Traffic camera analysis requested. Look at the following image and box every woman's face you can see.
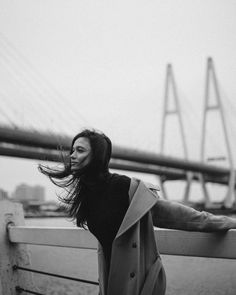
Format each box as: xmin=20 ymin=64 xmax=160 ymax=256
xmin=70 ymin=137 xmax=92 ymax=172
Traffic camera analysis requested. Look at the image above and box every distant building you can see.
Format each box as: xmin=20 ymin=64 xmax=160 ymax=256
xmin=0 ymin=189 xmax=9 ymax=200
xmin=12 ymin=184 xmax=45 ymax=203
xmin=32 ymin=185 xmax=45 ymax=202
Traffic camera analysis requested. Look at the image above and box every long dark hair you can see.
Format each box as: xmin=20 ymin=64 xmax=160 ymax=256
xmin=39 ymin=129 xmax=112 ymax=228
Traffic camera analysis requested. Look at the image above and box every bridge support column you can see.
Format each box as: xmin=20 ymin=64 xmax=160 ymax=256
xmin=224 ymin=169 xmax=236 ymax=208
xmin=201 ymin=57 xmax=236 ymax=208
xmin=0 ymin=200 xmax=35 ymax=295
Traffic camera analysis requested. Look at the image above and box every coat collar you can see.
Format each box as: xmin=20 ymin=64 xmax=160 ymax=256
xmin=115 ymin=179 xmax=158 ymax=239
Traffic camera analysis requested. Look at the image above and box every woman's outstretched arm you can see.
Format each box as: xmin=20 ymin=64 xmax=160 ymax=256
xmin=151 ymin=198 xmax=236 ymax=232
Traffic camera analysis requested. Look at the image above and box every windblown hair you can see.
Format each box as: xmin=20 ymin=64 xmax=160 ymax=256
xmin=38 ymin=129 xmax=112 ymax=228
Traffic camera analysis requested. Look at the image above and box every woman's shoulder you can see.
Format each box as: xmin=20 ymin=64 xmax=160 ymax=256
xmin=109 ymin=173 xmax=131 ymax=188
xmin=110 ymin=172 xmax=131 ymax=182
xmin=129 ymin=177 xmax=160 ymax=193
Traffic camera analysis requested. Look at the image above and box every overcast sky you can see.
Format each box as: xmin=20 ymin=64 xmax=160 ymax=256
xmin=0 ymin=0 xmax=236 ymax=201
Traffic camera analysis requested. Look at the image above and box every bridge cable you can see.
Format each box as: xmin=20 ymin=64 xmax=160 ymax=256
xmin=0 ymin=92 xmax=18 ymax=128
xmin=0 ymin=33 xmax=90 ymax=130
xmin=180 ymin=89 xmax=226 ymax=161
xmin=0 ymin=50 xmax=57 ymax=131
xmin=0 ymin=42 xmax=76 ymax=133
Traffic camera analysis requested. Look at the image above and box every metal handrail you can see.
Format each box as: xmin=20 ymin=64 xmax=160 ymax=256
xmin=13 ymin=265 xmax=99 ymax=285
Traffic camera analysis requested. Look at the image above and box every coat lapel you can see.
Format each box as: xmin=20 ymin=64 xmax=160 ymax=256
xmin=115 ymin=179 xmax=158 ymax=239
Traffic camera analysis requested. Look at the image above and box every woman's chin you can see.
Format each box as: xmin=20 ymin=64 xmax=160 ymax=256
xmin=70 ymin=165 xmax=88 ymax=176
xmin=71 ymin=167 xmax=80 ymax=174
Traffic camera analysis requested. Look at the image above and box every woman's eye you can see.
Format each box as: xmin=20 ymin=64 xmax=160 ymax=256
xmin=77 ymin=148 xmax=84 ymax=153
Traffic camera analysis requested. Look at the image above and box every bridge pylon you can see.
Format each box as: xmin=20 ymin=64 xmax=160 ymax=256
xmin=160 ymin=63 xmax=192 ymax=200
xmin=200 ymin=57 xmax=236 ymax=208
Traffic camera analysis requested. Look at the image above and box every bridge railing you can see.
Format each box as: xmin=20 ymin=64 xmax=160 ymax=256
xmin=1 ymin=200 xmax=236 ymax=295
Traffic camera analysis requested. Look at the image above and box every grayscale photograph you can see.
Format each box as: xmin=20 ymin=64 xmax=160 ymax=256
xmin=0 ymin=1 xmax=236 ymax=294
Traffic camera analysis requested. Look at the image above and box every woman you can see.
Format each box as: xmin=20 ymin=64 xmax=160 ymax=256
xmin=39 ymin=129 xmax=236 ymax=295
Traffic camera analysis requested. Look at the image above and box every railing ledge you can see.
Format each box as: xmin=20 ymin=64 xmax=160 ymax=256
xmin=7 ymin=225 xmax=236 ymax=259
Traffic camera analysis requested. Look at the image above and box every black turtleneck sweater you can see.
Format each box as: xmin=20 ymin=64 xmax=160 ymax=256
xmin=86 ymin=173 xmax=131 ymax=272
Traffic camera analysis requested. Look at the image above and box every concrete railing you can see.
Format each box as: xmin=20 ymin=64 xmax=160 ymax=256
xmin=8 ymin=225 xmax=236 ymax=259
xmin=1 ymin=200 xmax=236 ymax=294
xmin=0 ymin=200 xmax=35 ymax=295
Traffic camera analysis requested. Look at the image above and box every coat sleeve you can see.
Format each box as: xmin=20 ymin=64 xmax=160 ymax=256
xmin=151 ymin=198 xmax=236 ymax=232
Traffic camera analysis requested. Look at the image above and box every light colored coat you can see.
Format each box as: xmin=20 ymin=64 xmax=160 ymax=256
xmin=98 ymin=178 xmax=236 ymax=295
xmin=98 ymin=178 xmax=165 ymax=295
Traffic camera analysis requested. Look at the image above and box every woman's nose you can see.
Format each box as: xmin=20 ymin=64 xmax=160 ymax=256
xmin=70 ymin=151 xmax=76 ymax=159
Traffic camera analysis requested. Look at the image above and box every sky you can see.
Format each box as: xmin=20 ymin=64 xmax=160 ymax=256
xmin=0 ymin=0 xmax=236 ymax=201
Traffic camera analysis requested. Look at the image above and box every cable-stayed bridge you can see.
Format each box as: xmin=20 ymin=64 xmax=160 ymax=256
xmin=0 ymin=34 xmax=236 ymax=209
